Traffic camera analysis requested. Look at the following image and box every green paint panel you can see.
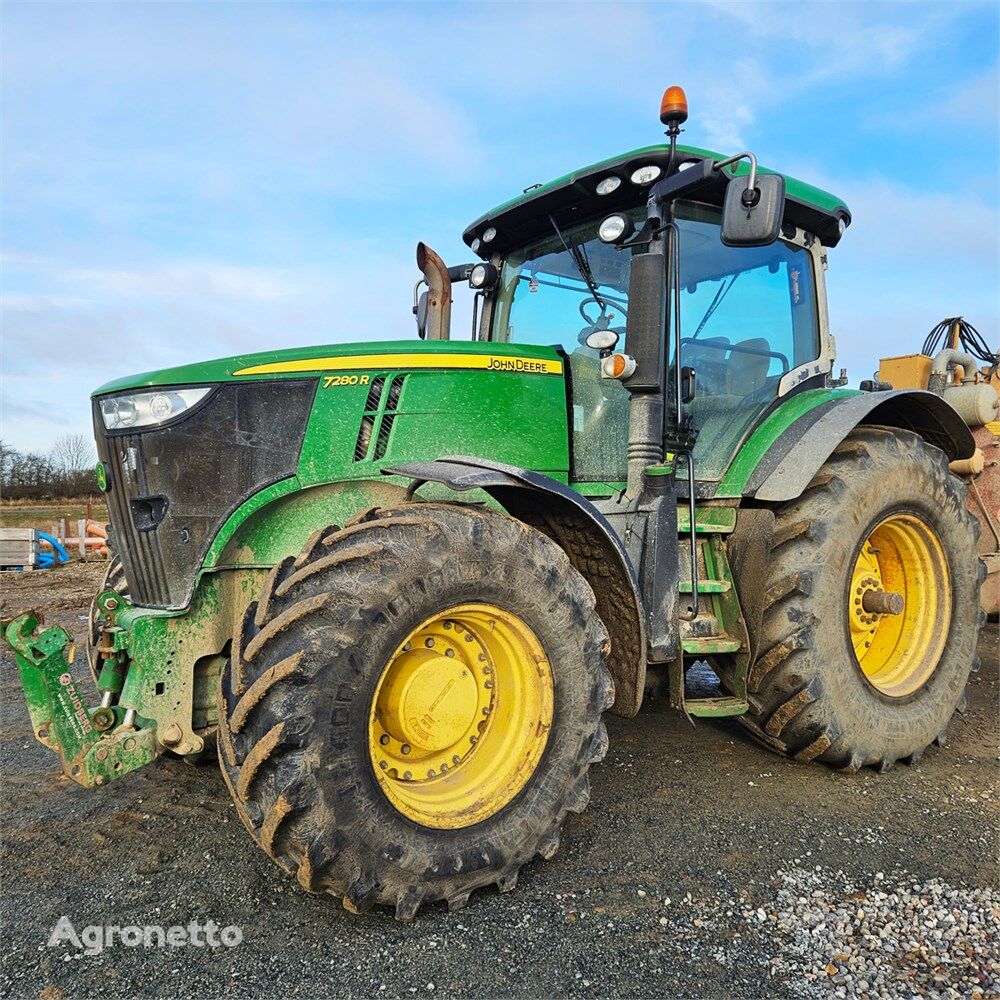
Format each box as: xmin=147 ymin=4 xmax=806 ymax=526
xmin=716 ymin=388 xmax=861 ymax=498
xmin=297 ymin=366 xmax=569 ymax=487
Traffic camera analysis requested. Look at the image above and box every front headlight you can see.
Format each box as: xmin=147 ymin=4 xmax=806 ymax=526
xmin=99 ymin=387 xmax=213 ymax=430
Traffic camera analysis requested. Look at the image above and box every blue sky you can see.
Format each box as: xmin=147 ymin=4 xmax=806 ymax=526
xmin=2 ymin=0 xmax=997 ymax=452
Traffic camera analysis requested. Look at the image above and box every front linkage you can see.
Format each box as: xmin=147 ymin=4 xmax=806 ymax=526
xmin=3 ymin=592 xmax=156 ymax=788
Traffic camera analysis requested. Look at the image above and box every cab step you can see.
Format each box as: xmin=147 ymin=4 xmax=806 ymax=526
xmin=678 ymin=579 xmax=731 ymax=594
xmin=686 ymin=696 xmax=749 ymax=718
xmin=680 ymin=636 xmax=742 ymax=655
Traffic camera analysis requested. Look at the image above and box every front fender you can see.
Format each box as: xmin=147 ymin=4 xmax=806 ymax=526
xmin=385 ymin=456 xmax=648 ymax=717
xmin=741 ymin=390 xmax=975 ymax=503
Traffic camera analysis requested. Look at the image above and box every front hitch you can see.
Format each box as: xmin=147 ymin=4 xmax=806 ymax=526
xmin=3 ymin=612 xmax=156 ymax=788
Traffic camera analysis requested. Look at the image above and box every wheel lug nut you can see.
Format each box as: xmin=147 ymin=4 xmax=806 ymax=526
xmin=403 ymin=771 xmax=412 ymax=780
xmin=482 ymin=707 xmax=489 ymax=716
xmin=425 ymin=638 xmax=435 ymax=648
xmin=427 ymin=769 xmax=436 ymax=778
xmin=402 ymin=744 xmax=411 ymax=755
xmin=470 ymin=735 xmax=478 ymax=745
xmin=452 ymin=755 xmax=461 ymax=765
xmin=443 ymin=621 xmax=453 ymax=629
xmin=477 ymin=653 xmax=486 ymax=662
xmin=379 ymin=734 xmax=390 ymax=746
xmin=484 ymin=681 xmax=493 ymax=689
xmin=379 ymin=760 xmax=388 ymax=770
xmin=445 ymin=648 xmax=455 ymax=658
xmin=403 ymin=642 xmax=411 ymax=651
xmin=440 ymin=763 xmax=448 ymax=773
xmin=464 ymin=634 xmax=474 ymax=643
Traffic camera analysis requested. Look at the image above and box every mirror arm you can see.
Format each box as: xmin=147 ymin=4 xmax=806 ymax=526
xmin=712 ymin=151 xmax=759 ymax=204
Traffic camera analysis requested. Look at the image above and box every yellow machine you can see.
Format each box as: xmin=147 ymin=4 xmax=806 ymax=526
xmin=876 ymin=318 xmax=1000 ymax=615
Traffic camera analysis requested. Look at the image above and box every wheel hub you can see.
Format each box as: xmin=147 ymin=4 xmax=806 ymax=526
xmin=848 ymin=513 xmax=951 ymax=698
xmin=378 ymin=650 xmax=479 ymax=752
xmin=369 ymin=604 xmax=554 ymax=829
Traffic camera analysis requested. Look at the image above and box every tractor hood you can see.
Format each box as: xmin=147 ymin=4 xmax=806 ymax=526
xmin=92 ymin=339 xmax=565 ymax=396
xmin=91 ymin=337 xmax=572 ymax=611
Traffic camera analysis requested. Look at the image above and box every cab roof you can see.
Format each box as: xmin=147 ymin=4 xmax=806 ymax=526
xmin=463 ymin=143 xmax=851 ymax=256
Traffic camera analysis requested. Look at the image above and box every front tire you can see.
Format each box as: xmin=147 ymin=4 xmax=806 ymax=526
xmin=217 ymin=503 xmax=613 ymax=918
xmin=733 ymin=427 xmax=982 ymax=772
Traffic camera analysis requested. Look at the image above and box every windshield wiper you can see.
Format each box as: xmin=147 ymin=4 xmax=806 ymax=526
xmin=548 ymin=213 xmax=607 ymax=313
xmin=691 ymin=272 xmax=740 ymax=340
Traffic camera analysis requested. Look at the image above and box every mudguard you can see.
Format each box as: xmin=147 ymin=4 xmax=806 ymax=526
xmin=384 ymin=456 xmax=647 ymax=717
xmin=746 ymin=389 xmax=975 ymax=502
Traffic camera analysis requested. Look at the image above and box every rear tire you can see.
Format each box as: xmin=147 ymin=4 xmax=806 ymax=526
xmin=732 ymin=427 xmax=982 ymax=772
xmin=217 ymin=503 xmax=613 ymax=918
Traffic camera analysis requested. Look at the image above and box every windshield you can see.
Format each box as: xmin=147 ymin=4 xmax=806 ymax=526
xmin=491 ymin=201 xmax=820 ymax=483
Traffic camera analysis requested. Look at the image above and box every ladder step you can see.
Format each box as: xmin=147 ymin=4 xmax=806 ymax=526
xmin=686 ymin=697 xmax=749 ymax=718
xmin=678 ymin=579 xmax=731 ymax=594
xmin=681 ymin=637 xmax=742 ymax=654
xmin=677 ymin=508 xmax=737 ymax=533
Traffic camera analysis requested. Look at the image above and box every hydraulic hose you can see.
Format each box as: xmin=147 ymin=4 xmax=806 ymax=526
xmin=37 ymin=531 xmax=71 ymax=567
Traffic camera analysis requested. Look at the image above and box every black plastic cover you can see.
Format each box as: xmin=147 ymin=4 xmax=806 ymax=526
xmin=623 ymin=253 xmax=666 ymax=392
xmin=94 ymin=380 xmax=315 ymax=610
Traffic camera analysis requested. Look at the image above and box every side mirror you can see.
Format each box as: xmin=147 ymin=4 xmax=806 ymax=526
xmin=414 ymin=290 xmax=429 ymax=339
xmin=720 ymin=173 xmax=785 ymax=247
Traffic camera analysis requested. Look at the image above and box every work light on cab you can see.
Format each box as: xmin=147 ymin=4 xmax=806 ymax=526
xmin=598 ymin=213 xmax=634 ymax=244
xmin=469 ymin=262 xmax=499 ymax=291
xmin=630 ymin=165 xmax=662 ymax=185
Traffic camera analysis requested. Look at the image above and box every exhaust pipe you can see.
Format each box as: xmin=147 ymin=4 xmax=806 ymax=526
xmin=416 ymin=242 xmax=452 ymax=341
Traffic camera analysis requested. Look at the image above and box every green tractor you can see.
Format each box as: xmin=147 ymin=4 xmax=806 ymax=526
xmin=5 ymin=87 xmax=983 ymax=919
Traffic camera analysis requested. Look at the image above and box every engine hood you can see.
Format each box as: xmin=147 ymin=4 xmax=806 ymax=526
xmin=92 ymin=339 xmax=565 ymax=396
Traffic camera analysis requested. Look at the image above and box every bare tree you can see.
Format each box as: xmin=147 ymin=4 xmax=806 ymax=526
xmin=50 ymin=433 xmax=96 ymax=476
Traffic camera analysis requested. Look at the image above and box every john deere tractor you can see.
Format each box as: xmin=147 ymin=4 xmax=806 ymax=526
xmin=5 ymin=87 xmax=984 ymax=919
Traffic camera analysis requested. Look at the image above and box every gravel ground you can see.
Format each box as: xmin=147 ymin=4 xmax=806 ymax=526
xmin=1 ymin=562 xmax=997 ymax=999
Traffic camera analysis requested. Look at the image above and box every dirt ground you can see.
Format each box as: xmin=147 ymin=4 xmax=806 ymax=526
xmin=1 ymin=562 xmax=997 ymax=999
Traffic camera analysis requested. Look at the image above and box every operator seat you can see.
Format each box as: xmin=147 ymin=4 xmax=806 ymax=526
xmin=729 ymin=338 xmax=772 ymax=394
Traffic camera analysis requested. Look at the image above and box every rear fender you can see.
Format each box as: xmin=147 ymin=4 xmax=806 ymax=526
xmin=745 ymin=390 xmax=975 ymax=502
xmin=385 ymin=456 xmax=647 ymax=717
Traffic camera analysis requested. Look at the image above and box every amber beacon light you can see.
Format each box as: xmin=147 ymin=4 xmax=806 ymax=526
xmin=659 ymin=85 xmax=689 ymax=128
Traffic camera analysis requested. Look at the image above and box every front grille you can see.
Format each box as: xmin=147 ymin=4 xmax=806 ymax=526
xmin=94 ymin=380 xmax=315 ymax=610
xmin=102 ymin=434 xmax=172 ymax=605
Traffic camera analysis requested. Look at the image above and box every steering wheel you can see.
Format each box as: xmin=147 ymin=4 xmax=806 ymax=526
xmin=579 ymin=296 xmax=628 ymax=327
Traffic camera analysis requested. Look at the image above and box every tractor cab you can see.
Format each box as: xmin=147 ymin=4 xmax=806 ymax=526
xmin=455 ymin=114 xmax=850 ymax=494
xmin=477 ymin=194 xmax=831 ymax=486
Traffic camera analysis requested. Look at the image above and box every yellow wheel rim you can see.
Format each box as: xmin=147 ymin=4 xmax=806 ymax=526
xmin=368 ymin=603 xmax=553 ymax=829
xmin=849 ymin=513 xmax=951 ymax=698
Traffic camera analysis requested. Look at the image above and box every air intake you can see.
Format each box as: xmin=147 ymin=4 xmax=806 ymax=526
xmin=353 ymin=374 xmax=407 ymax=462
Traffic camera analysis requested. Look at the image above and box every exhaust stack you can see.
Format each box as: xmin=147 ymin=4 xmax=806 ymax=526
xmin=416 ymin=242 xmax=452 ymax=341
